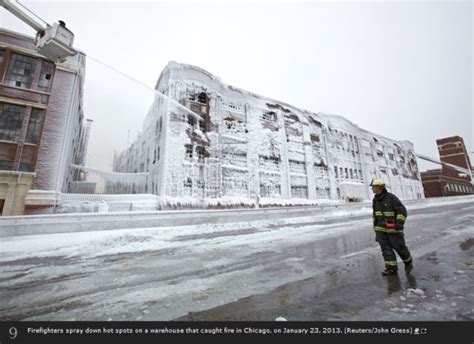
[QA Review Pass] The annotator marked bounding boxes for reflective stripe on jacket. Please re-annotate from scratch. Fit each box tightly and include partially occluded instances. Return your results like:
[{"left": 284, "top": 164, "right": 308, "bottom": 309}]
[{"left": 372, "top": 189, "right": 407, "bottom": 233}]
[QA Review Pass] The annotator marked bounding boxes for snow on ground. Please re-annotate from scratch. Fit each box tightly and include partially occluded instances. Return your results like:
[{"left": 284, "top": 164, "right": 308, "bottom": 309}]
[
  {"left": 1, "top": 196, "right": 473, "bottom": 263},
  {"left": 0, "top": 206, "right": 373, "bottom": 262}
]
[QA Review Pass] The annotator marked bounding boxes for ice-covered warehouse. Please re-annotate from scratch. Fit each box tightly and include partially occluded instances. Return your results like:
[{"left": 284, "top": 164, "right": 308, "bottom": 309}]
[{"left": 111, "top": 61, "right": 424, "bottom": 203}]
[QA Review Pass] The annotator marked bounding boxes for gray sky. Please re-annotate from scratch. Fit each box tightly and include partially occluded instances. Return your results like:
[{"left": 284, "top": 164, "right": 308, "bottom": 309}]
[{"left": 2, "top": 0, "right": 473, "bottom": 171}]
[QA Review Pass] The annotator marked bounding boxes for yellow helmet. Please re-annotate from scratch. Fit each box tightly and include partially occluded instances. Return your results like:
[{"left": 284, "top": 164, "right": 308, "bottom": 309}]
[{"left": 369, "top": 178, "right": 385, "bottom": 186}]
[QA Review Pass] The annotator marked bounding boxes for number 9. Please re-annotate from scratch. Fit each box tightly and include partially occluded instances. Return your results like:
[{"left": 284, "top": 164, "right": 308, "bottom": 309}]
[{"left": 9, "top": 327, "right": 17, "bottom": 339}]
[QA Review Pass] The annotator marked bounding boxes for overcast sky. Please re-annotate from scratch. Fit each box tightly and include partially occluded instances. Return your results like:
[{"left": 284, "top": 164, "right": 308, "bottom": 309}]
[{"left": 2, "top": 0, "right": 473, "bottom": 172}]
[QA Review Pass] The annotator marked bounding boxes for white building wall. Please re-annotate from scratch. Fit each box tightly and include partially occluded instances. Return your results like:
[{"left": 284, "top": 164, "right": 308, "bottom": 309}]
[{"left": 113, "top": 62, "right": 424, "bottom": 202}]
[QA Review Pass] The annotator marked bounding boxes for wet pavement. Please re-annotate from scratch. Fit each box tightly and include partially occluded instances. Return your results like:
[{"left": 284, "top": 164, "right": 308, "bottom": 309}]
[{"left": 0, "top": 201, "right": 473, "bottom": 321}]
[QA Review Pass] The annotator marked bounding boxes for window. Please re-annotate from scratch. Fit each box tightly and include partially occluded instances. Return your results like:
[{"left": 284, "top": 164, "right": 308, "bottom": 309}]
[
  {"left": 334, "top": 166, "right": 338, "bottom": 178},
  {"left": 37, "top": 61, "right": 54, "bottom": 92},
  {"left": 5, "top": 53, "right": 37, "bottom": 89},
  {"left": 0, "top": 49, "right": 4, "bottom": 64},
  {"left": 25, "top": 108, "right": 44, "bottom": 144},
  {"left": 291, "top": 186, "right": 308, "bottom": 198},
  {"left": 197, "top": 92, "right": 207, "bottom": 104},
  {"left": 185, "top": 144, "right": 193, "bottom": 160},
  {"left": 184, "top": 178, "right": 192, "bottom": 188},
  {"left": 196, "top": 146, "right": 206, "bottom": 161},
  {"left": 310, "top": 134, "right": 320, "bottom": 143},
  {"left": 0, "top": 160, "right": 13, "bottom": 171},
  {"left": 187, "top": 114, "right": 196, "bottom": 127},
  {"left": 0, "top": 103, "right": 25, "bottom": 142},
  {"left": 19, "top": 162, "right": 32, "bottom": 172},
  {"left": 261, "top": 111, "right": 276, "bottom": 122},
  {"left": 199, "top": 120, "right": 205, "bottom": 131}
]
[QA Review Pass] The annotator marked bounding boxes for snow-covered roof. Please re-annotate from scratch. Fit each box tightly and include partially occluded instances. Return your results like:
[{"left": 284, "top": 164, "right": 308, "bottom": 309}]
[{"left": 155, "top": 61, "right": 414, "bottom": 148}]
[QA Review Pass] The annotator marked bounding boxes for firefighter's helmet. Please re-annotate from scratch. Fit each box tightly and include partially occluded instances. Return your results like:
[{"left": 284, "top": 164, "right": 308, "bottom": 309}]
[{"left": 369, "top": 178, "right": 385, "bottom": 186}]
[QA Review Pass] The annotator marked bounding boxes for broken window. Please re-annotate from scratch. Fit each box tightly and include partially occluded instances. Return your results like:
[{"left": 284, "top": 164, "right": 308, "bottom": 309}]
[
  {"left": 196, "top": 146, "right": 206, "bottom": 162},
  {"left": 198, "top": 92, "right": 208, "bottom": 104},
  {"left": 310, "top": 134, "right": 320, "bottom": 143},
  {"left": 185, "top": 144, "right": 193, "bottom": 160},
  {"left": 25, "top": 107, "right": 44, "bottom": 144},
  {"left": 199, "top": 120, "right": 205, "bottom": 131},
  {"left": 5, "top": 53, "right": 37, "bottom": 89},
  {"left": 0, "top": 103, "right": 25, "bottom": 142},
  {"left": 37, "top": 61, "right": 54, "bottom": 92},
  {"left": 261, "top": 111, "right": 276, "bottom": 122}
]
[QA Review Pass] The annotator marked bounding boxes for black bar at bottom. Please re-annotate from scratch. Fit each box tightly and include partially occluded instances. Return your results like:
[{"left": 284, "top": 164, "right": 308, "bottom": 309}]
[{"left": 0, "top": 321, "right": 472, "bottom": 344}]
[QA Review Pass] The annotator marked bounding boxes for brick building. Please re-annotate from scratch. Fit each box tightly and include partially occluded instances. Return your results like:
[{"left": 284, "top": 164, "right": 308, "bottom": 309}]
[
  {"left": 421, "top": 136, "right": 473, "bottom": 197},
  {"left": 0, "top": 28, "right": 88, "bottom": 215}
]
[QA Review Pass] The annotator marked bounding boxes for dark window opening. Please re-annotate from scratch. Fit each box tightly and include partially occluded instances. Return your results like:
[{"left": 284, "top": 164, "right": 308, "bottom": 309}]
[
  {"left": 199, "top": 120, "right": 205, "bottom": 131},
  {"left": 187, "top": 115, "right": 196, "bottom": 127},
  {"left": 185, "top": 144, "right": 193, "bottom": 160},
  {"left": 261, "top": 111, "right": 276, "bottom": 121},
  {"left": 37, "top": 61, "right": 54, "bottom": 92},
  {"left": 310, "top": 134, "right": 320, "bottom": 143},
  {"left": 196, "top": 146, "right": 206, "bottom": 161},
  {"left": 198, "top": 92, "right": 208, "bottom": 104}
]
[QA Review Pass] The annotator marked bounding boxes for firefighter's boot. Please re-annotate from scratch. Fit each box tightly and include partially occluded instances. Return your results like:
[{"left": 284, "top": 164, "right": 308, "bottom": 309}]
[{"left": 381, "top": 267, "right": 398, "bottom": 276}]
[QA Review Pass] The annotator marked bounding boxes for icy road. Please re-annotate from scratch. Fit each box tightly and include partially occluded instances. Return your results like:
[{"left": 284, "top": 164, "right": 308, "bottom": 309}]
[{"left": 0, "top": 198, "right": 473, "bottom": 321}]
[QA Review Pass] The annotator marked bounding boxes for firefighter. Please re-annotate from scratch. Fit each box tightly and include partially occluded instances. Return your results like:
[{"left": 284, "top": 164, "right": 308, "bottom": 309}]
[{"left": 371, "top": 178, "right": 413, "bottom": 275}]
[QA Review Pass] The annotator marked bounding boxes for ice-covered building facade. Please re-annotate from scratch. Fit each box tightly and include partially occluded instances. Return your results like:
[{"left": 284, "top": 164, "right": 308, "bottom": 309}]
[{"left": 112, "top": 62, "right": 424, "bottom": 203}]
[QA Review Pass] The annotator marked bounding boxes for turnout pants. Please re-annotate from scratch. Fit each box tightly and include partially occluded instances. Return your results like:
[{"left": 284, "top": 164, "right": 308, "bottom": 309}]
[{"left": 375, "top": 232, "right": 412, "bottom": 270}]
